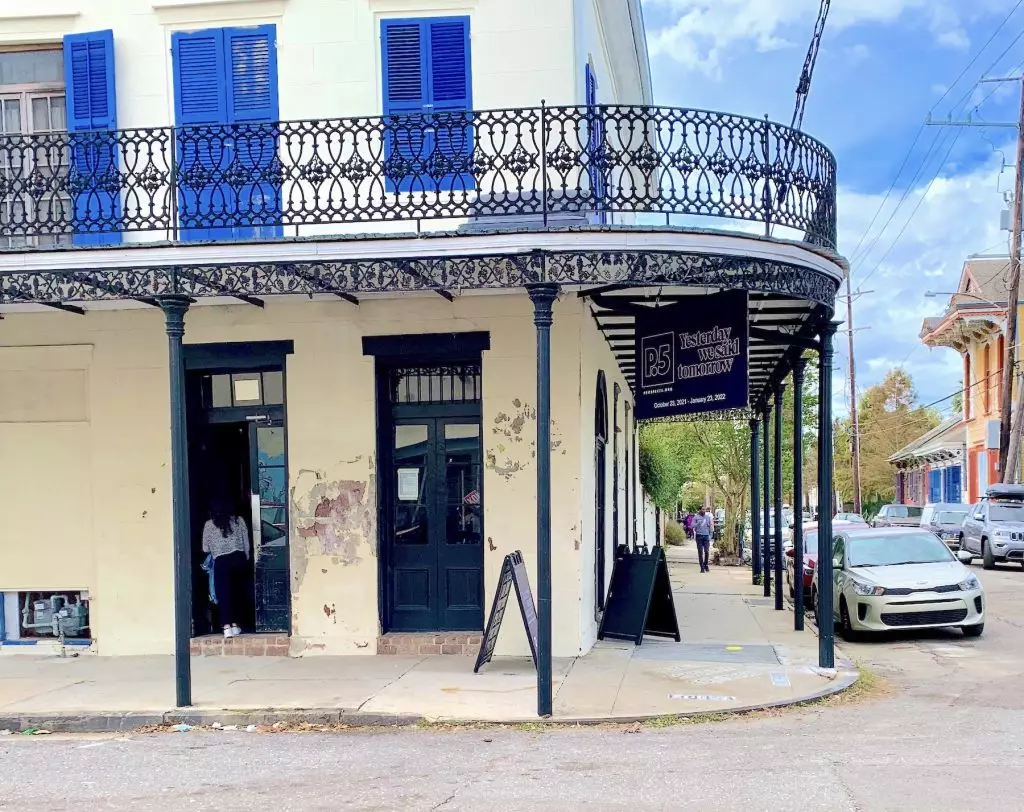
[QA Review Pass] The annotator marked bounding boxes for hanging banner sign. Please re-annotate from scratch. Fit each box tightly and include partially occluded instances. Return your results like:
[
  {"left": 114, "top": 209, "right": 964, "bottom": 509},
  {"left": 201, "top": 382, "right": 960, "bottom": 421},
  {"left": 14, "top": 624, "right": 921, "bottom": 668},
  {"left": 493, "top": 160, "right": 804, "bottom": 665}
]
[{"left": 634, "top": 290, "right": 749, "bottom": 420}]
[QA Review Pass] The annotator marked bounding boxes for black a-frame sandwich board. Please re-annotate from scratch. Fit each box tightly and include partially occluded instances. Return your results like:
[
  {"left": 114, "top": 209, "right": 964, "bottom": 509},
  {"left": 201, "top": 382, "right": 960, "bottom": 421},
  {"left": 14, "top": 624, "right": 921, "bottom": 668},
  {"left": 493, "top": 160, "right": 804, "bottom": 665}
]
[
  {"left": 474, "top": 550, "right": 539, "bottom": 672},
  {"left": 598, "top": 545, "right": 681, "bottom": 645}
]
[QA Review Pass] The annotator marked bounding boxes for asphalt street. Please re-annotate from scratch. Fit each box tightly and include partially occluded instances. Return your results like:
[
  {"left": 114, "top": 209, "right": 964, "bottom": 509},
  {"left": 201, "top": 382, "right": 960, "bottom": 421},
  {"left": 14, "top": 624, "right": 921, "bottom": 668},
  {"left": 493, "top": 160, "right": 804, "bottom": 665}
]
[{"left": 2, "top": 561, "right": 1023, "bottom": 812}]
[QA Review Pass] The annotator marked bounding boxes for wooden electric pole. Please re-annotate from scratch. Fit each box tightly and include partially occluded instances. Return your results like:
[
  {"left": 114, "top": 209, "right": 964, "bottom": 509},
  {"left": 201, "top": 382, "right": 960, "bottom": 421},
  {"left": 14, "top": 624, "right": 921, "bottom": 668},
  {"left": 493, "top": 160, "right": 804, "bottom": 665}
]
[
  {"left": 998, "top": 80, "right": 1024, "bottom": 480},
  {"left": 1000, "top": 79, "right": 1024, "bottom": 482},
  {"left": 844, "top": 275, "right": 863, "bottom": 513}
]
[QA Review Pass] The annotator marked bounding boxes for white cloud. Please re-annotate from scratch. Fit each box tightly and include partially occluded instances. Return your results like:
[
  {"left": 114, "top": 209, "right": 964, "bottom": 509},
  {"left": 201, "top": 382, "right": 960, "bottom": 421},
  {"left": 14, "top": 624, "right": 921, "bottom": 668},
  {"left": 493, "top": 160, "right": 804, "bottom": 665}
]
[
  {"left": 845, "top": 44, "right": 872, "bottom": 65},
  {"left": 832, "top": 147, "right": 1012, "bottom": 412},
  {"left": 643, "top": 0, "right": 967, "bottom": 73}
]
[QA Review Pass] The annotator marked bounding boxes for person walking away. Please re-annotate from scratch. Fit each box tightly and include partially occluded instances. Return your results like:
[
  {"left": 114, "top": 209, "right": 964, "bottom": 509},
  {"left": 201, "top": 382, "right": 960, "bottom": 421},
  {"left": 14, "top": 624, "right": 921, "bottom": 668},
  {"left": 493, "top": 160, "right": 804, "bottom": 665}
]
[
  {"left": 202, "top": 500, "right": 251, "bottom": 638},
  {"left": 684, "top": 511, "right": 695, "bottom": 539},
  {"left": 693, "top": 506, "right": 714, "bottom": 573}
]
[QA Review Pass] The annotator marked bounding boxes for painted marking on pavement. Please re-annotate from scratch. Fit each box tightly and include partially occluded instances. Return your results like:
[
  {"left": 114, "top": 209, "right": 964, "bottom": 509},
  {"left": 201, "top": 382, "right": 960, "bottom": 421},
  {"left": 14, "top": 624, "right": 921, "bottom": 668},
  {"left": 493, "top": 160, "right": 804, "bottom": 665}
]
[
  {"left": 669, "top": 694, "right": 737, "bottom": 702},
  {"left": 770, "top": 671, "right": 791, "bottom": 687}
]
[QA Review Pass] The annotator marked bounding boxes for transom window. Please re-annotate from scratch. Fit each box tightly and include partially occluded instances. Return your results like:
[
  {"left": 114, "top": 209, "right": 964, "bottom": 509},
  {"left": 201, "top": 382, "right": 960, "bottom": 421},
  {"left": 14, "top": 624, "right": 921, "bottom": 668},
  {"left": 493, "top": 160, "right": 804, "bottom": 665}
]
[
  {"left": 201, "top": 371, "right": 284, "bottom": 409},
  {"left": 388, "top": 365, "right": 481, "bottom": 405},
  {"left": 0, "top": 49, "right": 70, "bottom": 249}
]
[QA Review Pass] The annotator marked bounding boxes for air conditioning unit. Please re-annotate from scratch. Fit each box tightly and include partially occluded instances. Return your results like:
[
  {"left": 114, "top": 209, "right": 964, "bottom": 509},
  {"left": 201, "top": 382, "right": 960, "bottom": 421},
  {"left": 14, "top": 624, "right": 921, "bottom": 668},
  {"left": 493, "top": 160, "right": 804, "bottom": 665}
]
[{"left": 986, "top": 419, "right": 1001, "bottom": 449}]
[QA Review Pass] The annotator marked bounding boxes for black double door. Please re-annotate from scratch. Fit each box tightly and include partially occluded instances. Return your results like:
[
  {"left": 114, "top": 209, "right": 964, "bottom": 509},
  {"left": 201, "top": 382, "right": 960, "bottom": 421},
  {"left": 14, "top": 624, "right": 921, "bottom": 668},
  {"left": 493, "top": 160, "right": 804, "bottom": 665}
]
[{"left": 387, "top": 416, "right": 484, "bottom": 632}]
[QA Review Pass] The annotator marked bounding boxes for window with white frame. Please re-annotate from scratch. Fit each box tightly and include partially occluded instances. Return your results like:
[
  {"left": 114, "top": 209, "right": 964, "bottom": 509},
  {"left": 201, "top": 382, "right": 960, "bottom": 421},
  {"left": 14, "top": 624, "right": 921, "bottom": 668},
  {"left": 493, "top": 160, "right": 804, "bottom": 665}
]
[{"left": 0, "top": 48, "right": 71, "bottom": 248}]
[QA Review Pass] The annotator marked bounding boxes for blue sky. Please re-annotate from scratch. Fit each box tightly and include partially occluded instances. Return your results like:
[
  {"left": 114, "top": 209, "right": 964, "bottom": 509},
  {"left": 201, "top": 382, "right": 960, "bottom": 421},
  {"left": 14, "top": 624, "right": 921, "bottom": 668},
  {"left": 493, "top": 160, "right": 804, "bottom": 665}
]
[{"left": 642, "top": 0, "right": 1024, "bottom": 417}]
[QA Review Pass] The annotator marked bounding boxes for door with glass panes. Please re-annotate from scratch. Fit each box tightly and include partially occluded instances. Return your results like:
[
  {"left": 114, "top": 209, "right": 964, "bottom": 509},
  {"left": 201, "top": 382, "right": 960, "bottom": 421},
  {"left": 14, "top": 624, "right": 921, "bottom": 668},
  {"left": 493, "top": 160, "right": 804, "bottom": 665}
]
[
  {"left": 386, "top": 366, "right": 484, "bottom": 632},
  {"left": 250, "top": 419, "right": 289, "bottom": 632}
]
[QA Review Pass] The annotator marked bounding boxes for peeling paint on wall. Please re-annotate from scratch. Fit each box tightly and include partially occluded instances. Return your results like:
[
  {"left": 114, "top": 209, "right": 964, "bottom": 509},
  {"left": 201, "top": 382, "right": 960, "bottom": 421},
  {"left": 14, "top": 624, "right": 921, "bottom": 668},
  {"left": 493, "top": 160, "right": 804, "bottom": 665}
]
[
  {"left": 486, "top": 399, "right": 565, "bottom": 479},
  {"left": 289, "top": 458, "right": 377, "bottom": 639},
  {"left": 293, "top": 471, "right": 375, "bottom": 564}
]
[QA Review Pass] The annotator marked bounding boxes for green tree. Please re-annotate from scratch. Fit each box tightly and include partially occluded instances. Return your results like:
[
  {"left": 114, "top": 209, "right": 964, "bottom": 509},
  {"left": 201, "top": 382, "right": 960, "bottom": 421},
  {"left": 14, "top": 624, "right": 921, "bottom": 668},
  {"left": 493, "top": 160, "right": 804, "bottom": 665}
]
[{"left": 832, "top": 369, "right": 940, "bottom": 506}]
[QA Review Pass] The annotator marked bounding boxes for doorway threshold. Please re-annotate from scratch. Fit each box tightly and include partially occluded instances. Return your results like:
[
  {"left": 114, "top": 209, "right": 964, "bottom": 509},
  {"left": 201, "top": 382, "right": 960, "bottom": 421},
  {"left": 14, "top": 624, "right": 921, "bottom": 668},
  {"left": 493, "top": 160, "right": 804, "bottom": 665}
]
[
  {"left": 377, "top": 632, "right": 483, "bottom": 657},
  {"left": 191, "top": 633, "right": 290, "bottom": 657}
]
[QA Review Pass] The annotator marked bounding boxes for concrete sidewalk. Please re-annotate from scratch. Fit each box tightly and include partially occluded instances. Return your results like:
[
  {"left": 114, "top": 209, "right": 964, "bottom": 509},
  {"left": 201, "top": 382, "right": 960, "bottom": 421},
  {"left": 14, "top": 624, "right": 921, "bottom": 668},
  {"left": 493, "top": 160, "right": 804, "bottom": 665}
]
[{"left": 0, "top": 545, "right": 856, "bottom": 731}]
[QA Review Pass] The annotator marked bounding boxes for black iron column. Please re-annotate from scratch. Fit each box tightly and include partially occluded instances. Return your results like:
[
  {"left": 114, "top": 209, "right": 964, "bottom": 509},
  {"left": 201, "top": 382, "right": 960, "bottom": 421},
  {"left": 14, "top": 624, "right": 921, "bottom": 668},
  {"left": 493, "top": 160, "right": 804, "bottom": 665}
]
[
  {"left": 792, "top": 360, "right": 806, "bottom": 630},
  {"left": 762, "top": 406, "right": 771, "bottom": 598},
  {"left": 160, "top": 295, "right": 192, "bottom": 708},
  {"left": 773, "top": 380, "right": 786, "bottom": 611},
  {"left": 529, "top": 283, "right": 559, "bottom": 717},
  {"left": 749, "top": 417, "right": 762, "bottom": 585},
  {"left": 817, "top": 322, "right": 837, "bottom": 669}
]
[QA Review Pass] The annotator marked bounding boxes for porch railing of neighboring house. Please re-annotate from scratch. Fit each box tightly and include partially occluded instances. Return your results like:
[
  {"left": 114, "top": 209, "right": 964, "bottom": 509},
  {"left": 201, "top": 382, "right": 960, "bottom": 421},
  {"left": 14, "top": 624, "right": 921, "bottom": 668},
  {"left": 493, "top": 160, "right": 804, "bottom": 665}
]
[{"left": 0, "top": 104, "right": 838, "bottom": 251}]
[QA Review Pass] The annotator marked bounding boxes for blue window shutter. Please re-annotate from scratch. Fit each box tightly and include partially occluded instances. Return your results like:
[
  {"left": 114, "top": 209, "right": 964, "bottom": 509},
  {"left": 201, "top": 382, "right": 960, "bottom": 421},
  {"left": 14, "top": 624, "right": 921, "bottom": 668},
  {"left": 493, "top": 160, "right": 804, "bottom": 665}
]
[
  {"left": 225, "top": 25, "right": 281, "bottom": 239},
  {"left": 584, "top": 62, "right": 605, "bottom": 220},
  {"left": 172, "top": 30, "right": 229, "bottom": 242},
  {"left": 382, "top": 20, "right": 428, "bottom": 115},
  {"left": 225, "top": 25, "right": 279, "bottom": 122},
  {"left": 427, "top": 18, "right": 471, "bottom": 112},
  {"left": 585, "top": 63, "right": 597, "bottom": 107},
  {"left": 426, "top": 17, "right": 473, "bottom": 193},
  {"left": 63, "top": 29, "right": 121, "bottom": 245},
  {"left": 172, "top": 30, "right": 228, "bottom": 125},
  {"left": 382, "top": 20, "right": 430, "bottom": 193}
]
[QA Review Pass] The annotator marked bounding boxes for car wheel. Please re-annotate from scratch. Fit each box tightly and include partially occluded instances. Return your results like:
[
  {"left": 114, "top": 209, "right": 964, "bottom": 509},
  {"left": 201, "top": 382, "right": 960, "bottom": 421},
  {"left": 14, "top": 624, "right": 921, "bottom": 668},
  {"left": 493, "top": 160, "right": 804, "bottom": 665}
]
[
  {"left": 959, "top": 536, "right": 971, "bottom": 563},
  {"left": 962, "top": 623, "right": 984, "bottom": 638},
  {"left": 839, "top": 598, "right": 858, "bottom": 641},
  {"left": 983, "top": 539, "right": 996, "bottom": 570}
]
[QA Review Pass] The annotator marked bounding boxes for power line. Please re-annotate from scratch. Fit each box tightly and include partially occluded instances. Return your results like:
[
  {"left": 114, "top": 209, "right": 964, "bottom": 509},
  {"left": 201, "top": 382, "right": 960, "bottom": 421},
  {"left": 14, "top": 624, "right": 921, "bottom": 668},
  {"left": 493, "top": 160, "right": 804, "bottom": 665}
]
[
  {"left": 848, "top": 5, "right": 1024, "bottom": 264},
  {"left": 857, "top": 127, "right": 965, "bottom": 287},
  {"left": 929, "top": 0, "right": 1024, "bottom": 115}
]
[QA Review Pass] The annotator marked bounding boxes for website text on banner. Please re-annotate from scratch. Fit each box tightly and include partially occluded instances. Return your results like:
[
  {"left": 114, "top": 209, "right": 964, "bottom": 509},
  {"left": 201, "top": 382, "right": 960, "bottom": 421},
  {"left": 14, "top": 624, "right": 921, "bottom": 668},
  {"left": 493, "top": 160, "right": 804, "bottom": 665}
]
[{"left": 634, "top": 290, "right": 749, "bottom": 420}]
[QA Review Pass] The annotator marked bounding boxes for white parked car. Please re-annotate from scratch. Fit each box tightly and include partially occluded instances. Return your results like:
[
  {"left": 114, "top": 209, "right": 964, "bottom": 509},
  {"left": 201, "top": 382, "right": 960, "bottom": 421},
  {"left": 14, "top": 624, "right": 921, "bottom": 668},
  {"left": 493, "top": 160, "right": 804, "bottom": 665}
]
[{"left": 813, "top": 526, "right": 985, "bottom": 639}]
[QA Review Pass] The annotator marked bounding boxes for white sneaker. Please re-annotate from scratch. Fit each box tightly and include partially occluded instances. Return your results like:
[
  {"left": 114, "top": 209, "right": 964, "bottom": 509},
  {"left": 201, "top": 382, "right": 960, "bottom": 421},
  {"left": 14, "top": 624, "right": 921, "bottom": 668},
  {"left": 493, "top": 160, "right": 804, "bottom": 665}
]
[
  {"left": 223, "top": 626, "right": 233, "bottom": 639},
  {"left": 231, "top": 625, "right": 242, "bottom": 637}
]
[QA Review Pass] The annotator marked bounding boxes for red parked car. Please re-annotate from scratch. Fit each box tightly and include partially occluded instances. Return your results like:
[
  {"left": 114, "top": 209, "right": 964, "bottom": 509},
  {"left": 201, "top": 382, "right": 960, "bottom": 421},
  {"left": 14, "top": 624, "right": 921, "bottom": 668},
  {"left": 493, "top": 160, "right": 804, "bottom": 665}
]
[
  {"left": 785, "top": 520, "right": 863, "bottom": 610},
  {"left": 785, "top": 525, "right": 819, "bottom": 606}
]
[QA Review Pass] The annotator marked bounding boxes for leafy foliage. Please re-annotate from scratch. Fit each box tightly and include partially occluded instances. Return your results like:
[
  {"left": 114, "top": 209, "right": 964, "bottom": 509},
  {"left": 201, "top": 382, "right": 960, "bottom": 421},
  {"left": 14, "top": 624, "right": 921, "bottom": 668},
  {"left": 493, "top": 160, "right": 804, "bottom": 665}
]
[
  {"left": 832, "top": 369, "right": 941, "bottom": 505},
  {"left": 664, "top": 521, "right": 686, "bottom": 546}
]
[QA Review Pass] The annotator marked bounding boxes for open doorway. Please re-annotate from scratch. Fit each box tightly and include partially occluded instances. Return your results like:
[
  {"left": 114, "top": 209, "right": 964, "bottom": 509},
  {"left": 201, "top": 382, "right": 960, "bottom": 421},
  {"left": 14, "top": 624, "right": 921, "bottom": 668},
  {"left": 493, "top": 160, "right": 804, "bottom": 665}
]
[{"left": 187, "top": 368, "right": 290, "bottom": 637}]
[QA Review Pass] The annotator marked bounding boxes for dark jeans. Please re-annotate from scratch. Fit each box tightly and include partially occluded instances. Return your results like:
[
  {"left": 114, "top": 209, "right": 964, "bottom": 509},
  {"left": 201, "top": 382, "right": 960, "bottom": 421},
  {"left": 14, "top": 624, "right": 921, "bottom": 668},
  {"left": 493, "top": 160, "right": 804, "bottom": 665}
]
[
  {"left": 696, "top": 535, "right": 711, "bottom": 571},
  {"left": 213, "top": 550, "right": 248, "bottom": 628}
]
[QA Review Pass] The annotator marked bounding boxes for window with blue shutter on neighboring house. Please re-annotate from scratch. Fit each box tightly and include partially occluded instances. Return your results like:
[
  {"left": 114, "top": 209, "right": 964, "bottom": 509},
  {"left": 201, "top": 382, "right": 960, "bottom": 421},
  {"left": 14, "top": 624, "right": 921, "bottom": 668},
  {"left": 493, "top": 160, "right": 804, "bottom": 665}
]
[
  {"left": 381, "top": 17, "right": 473, "bottom": 194},
  {"left": 172, "top": 24, "right": 280, "bottom": 242},
  {"left": 585, "top": 62, "right": 606, "bottom": 220},
  {"left": 63, "top": 29, "right": 122, "bottom": 245}
]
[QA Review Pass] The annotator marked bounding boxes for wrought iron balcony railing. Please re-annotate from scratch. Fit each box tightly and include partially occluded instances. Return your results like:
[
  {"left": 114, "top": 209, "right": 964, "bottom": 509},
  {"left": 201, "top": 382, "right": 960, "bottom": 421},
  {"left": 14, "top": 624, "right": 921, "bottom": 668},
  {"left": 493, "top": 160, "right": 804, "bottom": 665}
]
[{"left": 0, "top": 104, "right": 837, "bottom": 251}]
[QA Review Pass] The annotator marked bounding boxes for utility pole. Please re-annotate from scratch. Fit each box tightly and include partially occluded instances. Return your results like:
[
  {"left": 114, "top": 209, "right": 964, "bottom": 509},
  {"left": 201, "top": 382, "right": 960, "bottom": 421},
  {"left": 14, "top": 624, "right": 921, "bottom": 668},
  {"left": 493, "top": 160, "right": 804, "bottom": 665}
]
[
  {"left": 1006, "top": 370, "right": 1024, "bottom": 482},
  {"left": 1001, "top": 79, "right": 1024, "bottom": 481},
  {"left": 844, "top": 275, "right": 863, "bottom": 513},
  {"left": 926, "top": 76, "right": 1024, "bottom": 483}
]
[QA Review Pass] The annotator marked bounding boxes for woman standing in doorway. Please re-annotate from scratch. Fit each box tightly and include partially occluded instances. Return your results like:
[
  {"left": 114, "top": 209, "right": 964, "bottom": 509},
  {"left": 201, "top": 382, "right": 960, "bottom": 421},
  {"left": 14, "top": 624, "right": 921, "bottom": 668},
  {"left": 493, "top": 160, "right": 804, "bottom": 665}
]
[{"left": 202, "top": 500, "right": 250, "bottom": 638}]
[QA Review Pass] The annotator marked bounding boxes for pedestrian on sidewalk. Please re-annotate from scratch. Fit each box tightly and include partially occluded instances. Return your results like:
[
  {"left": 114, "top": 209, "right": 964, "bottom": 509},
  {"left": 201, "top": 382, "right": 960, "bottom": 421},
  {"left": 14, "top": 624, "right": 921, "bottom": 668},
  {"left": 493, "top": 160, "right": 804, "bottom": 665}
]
[
  {"left": 684, "top": 510, "right": 695, "bottom": 539},
  {"left": 202, "top": 499, "right": 251, "bottom": 638},
  {"left": 693, "top": 506, "right": 713, "bottom": 573}
]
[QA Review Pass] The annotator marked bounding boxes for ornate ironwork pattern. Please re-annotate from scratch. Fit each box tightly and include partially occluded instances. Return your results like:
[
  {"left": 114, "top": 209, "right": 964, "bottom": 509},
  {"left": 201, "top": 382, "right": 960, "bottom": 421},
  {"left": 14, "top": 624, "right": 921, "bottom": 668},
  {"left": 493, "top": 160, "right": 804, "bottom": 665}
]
[
  {"left": 0, "top": 249, "right": 839, "bottom": 308},
  {"left": 0, "top": 106, "right": 837, "bottom": 248}
]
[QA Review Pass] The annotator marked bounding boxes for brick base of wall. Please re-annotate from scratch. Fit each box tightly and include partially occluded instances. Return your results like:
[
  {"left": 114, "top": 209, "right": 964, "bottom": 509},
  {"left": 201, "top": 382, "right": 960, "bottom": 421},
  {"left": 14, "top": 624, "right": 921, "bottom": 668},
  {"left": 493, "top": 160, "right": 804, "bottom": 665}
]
[
  {"left": 377, "top": 632, "right": 483, "bottom": 657},
  {"left": 190, "top": 634, "right": 290, "bottom": 657}
]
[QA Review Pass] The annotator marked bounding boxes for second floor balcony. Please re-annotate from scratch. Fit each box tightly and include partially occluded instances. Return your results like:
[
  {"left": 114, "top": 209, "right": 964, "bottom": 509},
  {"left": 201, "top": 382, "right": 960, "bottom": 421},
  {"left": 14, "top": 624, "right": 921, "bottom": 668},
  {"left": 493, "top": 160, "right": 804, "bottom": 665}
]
[{"left": 0, "top": 104, "right": 837, "bottom": 253}]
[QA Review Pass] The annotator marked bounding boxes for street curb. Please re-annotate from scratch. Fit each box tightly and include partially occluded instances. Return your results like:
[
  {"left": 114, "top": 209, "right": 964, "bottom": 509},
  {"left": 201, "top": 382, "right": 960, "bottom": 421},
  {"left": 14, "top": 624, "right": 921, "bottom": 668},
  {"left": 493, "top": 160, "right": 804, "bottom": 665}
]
[{"left": 0, "top": 668, "right": 859, "bottom": 732}]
